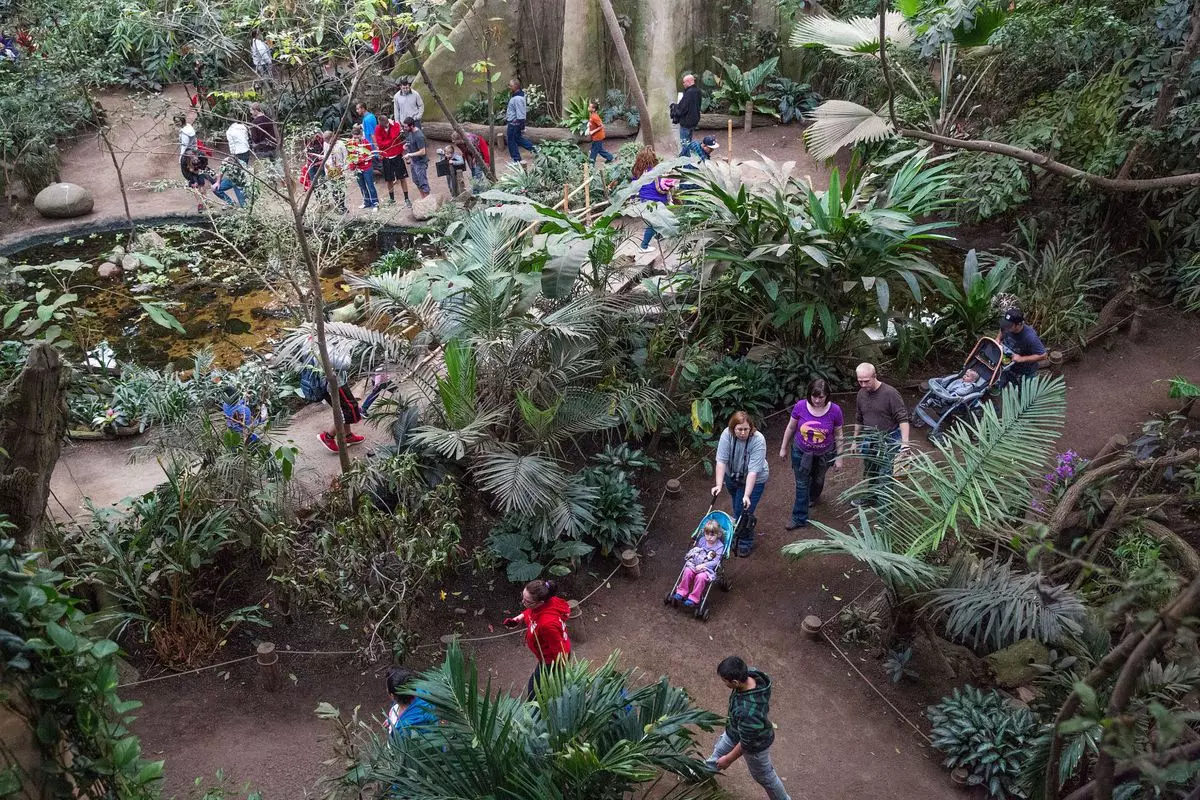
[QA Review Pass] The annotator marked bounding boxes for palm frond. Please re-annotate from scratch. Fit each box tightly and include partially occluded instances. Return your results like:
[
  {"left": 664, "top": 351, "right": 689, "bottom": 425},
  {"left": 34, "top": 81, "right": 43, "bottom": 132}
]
[
  {"left": 471, "top": 449, "right": 572, "bottom": 516},
  {"left": 782, "top": 514, "right": 943, "bottom": 594},
  {"left": 789, "top": 11, "right": 914, "bottom": 56},
  {"left": 922, "top": 558, "right": 1085, "bottom": 651},
  {"left": 803, "top": 101, "right": 895, "bottom": 160},
  {"left": 408, "top": 406, "right": 511, "bottom": 461},
  {"left": 883, "top": 375, "right": 1067, "bottom": 556},
  {"left": 275, "top": 323, "right": 410, "bottom": 373}
]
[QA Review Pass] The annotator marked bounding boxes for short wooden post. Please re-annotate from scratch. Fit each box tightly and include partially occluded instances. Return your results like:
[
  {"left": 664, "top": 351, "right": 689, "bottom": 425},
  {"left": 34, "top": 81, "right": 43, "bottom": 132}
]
[
  {"left": 665, "top": 478, "right": 681, "bottom": 495},
  {"left": 567, "top": 599, "right": 586, "bottom": 642},
  {"left": 257, "top": 642, "right": 280, "bottom": 692},
  {"left": 563, "top": 183, "right": 570, "bottom": 214},
  {"left": 727, "top": 119, "right": 733, "bottom": 163},
  {"left": 620, "top": 549, "right": 641, "bottom": 580},
  {"left": 583, "top": 163, "right": 591, "bottom": 223}
]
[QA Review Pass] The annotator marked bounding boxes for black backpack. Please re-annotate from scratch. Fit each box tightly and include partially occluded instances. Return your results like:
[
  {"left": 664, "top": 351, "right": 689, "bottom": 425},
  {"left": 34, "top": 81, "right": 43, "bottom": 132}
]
[{"left": 669, "top": 102, "right": 681, "bottom": 124}]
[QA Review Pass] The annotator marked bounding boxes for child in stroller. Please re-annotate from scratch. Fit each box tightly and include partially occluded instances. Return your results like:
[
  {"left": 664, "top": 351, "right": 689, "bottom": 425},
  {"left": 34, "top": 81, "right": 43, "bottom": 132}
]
[
  {"left": 912, "top": 337, "right": 1005, "bottom": 440},
  {"left": 671, "top": 520, "right": 725, "bottom": 607},
  {"left": 928, "top": 367, "right": 984, "bottom": 401}
]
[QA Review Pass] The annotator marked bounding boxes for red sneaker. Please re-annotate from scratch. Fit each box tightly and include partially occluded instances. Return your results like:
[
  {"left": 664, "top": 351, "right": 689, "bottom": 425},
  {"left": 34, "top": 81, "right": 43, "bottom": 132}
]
[
  {"left": 318, "top": 431, "right": 339, "bottom": 453},
  {"left": 345, "top": 433, "right": 366, "bottom": 446}
]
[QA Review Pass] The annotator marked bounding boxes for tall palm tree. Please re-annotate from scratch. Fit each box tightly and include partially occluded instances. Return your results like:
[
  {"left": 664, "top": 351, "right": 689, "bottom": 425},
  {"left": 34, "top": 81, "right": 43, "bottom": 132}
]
[{"left": 350, "top": 646, "right": 721, "bottom": 799}]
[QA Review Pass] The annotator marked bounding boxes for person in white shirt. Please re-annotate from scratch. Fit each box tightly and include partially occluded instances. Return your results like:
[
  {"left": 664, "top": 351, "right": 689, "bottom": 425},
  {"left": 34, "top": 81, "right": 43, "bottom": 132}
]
[
  {"left": 322, "top": 130, "right": 349, "bottom": 215},
  {"left": 226, "top": 118, "right": 251, "bottom": 164},
  {"left": 392, "top": 77, "right": 424, "bottom": 128},
  {"left": 175, "top": 112, "right": 197, "bottom": 157},
  {"left": 250, "top": 30, "right": 272, "bottom": 82}
]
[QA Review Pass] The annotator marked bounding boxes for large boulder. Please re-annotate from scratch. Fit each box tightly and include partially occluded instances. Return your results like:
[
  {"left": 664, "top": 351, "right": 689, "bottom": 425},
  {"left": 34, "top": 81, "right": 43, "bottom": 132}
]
[
  {"left": 33, "top": 183, "right": 94, "bottom": 219},
  {"left": 986, "top": 639, "right": 1050, "bottom": 688},
  {"left": 410, "top": 194, "right": 445, "bottom": 221}
]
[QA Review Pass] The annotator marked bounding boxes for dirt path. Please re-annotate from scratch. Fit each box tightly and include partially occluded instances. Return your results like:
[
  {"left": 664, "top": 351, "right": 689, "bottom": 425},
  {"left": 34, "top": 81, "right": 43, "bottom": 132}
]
[
  {"left": 120, "top": 318, "right": 1200, "bottom": 799},
  {"left": 2, "top": 90, "right": 820, "bottom": 250}
]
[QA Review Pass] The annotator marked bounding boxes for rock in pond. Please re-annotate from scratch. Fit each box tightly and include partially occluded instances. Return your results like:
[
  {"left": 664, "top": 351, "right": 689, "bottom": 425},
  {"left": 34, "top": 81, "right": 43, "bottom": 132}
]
[
  {"left": 98, "top": 262, "right": 122, "bottom": 279},
  {"left": 33, "top": 183, "right": 94, "bottom": 219}
]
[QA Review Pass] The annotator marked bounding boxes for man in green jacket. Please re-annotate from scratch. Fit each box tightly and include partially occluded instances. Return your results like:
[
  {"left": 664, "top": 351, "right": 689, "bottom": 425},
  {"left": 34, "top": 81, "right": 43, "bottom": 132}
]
[{"left": 707, "top": 655, "right": 791, "bottom": 800}]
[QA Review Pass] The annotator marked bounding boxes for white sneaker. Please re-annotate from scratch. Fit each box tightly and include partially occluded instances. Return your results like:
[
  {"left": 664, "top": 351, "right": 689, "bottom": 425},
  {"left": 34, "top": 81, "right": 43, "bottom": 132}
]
[
  {"left": 359, "top": 203, "right": 368, "bottom": 209},
  {"left": 639, "top": 245, "right": 652, "bottom": 253},
  {"left": 370, "top": 205, "right": 379, "bottom": 212}
]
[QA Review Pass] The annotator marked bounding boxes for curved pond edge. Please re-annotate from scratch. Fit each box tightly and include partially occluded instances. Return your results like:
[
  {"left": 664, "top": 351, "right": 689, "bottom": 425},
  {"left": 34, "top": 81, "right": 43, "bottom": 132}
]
[{"left": 0, "top": 213, "right": 431, "bottom": 258}]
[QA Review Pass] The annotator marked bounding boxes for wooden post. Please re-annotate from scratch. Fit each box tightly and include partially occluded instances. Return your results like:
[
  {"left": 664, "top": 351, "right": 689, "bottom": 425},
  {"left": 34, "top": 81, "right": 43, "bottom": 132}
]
[
  {"left": 727, "top": 119, "right": 733, "bottom": 163},
  {"left": 568, "top": 599, "right": 586, "bottom": 642},
  {"left": 257, "top": 642, "right": 280, "bottom": 692},
  {"left": 620, "top": 549, "right": 641, "bottom": 580},
  {"left": 563, "top": 183, "right": 570, "bottom": 214},
  {"left": 583, "top": 163, "right": 591, "bottom": 224}
]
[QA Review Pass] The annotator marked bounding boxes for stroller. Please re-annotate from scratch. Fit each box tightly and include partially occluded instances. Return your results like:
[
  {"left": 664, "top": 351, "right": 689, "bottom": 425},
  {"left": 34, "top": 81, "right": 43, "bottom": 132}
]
[
  {"left": 912, "top": 336, "right": 1006, "bottom": 440},
  {"left": 662, "top": 507, "right": 735, "bottom": 622}
]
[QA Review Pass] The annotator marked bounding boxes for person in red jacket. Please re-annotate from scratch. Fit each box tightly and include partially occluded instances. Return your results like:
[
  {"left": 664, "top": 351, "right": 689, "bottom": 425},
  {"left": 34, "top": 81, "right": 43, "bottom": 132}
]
[
  {"left": 503, "top": 579, "right": 572, "bottom": 699},
  {"left": 373, "top": 111, "right": 411, "bottom": 207}
]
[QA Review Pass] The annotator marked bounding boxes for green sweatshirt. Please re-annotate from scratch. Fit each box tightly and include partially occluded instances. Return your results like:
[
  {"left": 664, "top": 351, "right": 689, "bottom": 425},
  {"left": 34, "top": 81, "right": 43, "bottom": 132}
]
[{"left": 726, "top": 668, "right": 776, "bottom": 754}]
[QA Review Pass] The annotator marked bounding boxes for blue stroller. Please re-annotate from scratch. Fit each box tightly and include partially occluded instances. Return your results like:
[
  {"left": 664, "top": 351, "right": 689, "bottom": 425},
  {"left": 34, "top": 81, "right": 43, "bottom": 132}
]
[
  {"left": 912, "top": 337, "right": 1006, "bottom": 440},
  {"left": 662, "top": 508, "right": 735, "bottom": 622}
]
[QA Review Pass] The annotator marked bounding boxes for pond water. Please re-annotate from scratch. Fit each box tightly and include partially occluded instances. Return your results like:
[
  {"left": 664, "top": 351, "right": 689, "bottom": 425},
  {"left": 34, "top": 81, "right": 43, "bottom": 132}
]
[{"left": 3, "top": 225, "right": 401, "bottom": 370}]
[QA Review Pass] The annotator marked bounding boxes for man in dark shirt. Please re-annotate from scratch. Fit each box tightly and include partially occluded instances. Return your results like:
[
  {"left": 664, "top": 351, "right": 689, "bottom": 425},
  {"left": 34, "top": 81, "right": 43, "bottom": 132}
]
[
  {"left": 707, "top": 655, "right": 791, "bottom": 800},
  {"left": 1000, "top": 307, "right": 1046, "bottom": 386},
  {"left": 674, "top": 74, "right": 702, "bottom": 145},
  {"left": 854, "top": 362, "right": 910, "bottom": 505},
  {"left": 248, "top": 102, "right": 277, "bottom": 159}
]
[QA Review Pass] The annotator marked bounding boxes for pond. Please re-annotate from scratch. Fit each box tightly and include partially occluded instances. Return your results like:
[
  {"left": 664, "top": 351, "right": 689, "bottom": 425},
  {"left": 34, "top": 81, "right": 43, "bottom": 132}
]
[{"left": 0, "top": 223, "right": 422, "bottom": 370}]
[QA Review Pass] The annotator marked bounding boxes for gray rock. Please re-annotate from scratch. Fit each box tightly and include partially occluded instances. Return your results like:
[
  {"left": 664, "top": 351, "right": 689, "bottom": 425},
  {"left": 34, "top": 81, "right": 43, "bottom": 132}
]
[
  {"left": 33, "top": 183, "right": 94, "bottom": 219},
  {"left": 410, "top": 194, "right": 445, "bottom": 221},
  {"left": 98, "top": 262, "right": 122, "bottom": 279},
  {"left": 134, "top": 230, "right": 166, "bottom": 251},
  {"left": 121, "top": 254, "right": 140, "bottom": 272}
]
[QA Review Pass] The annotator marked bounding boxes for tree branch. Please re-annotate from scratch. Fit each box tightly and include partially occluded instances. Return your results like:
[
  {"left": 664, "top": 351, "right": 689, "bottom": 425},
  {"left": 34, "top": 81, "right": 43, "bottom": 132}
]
[
  {"left": 1061, "top": 740, "right": 1200, "bottom": 800},
  {"left": 897, "top": 128, "right": 1200, "bottom": 192},
  {"left": 879, "top": 0, "right": 897, "bottom": 129}
]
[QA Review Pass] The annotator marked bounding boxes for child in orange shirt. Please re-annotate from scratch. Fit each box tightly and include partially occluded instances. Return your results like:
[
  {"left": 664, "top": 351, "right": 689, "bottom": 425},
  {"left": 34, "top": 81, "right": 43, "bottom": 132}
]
[{"left": 585, "top": 100, "right": 615, "bottom": 164}]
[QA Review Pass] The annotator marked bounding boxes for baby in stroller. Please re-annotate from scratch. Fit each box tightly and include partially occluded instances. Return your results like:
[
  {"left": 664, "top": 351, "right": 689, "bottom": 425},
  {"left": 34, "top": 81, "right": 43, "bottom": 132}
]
[
  {"left": 671, "top": 520, "right": 726, "bottom": 607},
  {"left": 929, "top": 368, "right": 983, "bottom": 401}
]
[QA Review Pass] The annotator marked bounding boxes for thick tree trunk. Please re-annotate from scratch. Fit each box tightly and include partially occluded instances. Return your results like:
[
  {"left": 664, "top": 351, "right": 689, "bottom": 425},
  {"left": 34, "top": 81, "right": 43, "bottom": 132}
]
[
  {"left": 0, "top": 344, "right": 67, "bottom": 553},
  {"left": 597, "top": 0, "right": 653, "bottom": 144}
]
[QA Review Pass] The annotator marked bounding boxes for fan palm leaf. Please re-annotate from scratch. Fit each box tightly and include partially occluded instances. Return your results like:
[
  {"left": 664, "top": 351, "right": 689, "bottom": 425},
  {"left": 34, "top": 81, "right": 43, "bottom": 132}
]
[
  {"left": 275, "top": 322, "right": 411, "bottom": 372},
  {"left": 803, "top": 100, "right": 895, "bottom": 160},
  {"left": 408, "top": 406, "right": 512, "bottom": 462},
  {"left": 471, "top": 448, "right": 573, "bottom": 517},
  {"left": 782, "top": 513, "right": 943, "bottom": 594},
  {"left": 922, "top": 558, "right": 1086, "bottom": 651},
  {"left": 789, "top": 11, "right": 914, "bottom": 56}
]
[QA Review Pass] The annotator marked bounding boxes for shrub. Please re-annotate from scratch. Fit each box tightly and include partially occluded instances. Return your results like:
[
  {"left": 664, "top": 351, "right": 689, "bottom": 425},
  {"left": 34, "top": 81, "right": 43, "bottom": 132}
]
[
  {"left": 763, "top": 348, "right": 846, "bottom": 406},
  {"left": 591, "top": 443, "right": 660, "bottom": 477},
  {"left": 601, "top": 88, "right": 639, "bottom": 128},
  {"left": 369, "top": 247, "right": 423, "bottom": 276},
  {"left": 580, "top": 465, "right": 646, "bottom": 556},
  {"left": 928, "top": 686, "right": 1036, "bottom": 799},
  {"left": 487, "top": 516, "right": 594, "bottom": 582}
]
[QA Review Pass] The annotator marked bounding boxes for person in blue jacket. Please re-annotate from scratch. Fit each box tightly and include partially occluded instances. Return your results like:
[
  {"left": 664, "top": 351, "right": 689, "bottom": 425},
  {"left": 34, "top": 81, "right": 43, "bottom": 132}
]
[{"left": 385, "top": 666, "right": 436, "bottom": 740}]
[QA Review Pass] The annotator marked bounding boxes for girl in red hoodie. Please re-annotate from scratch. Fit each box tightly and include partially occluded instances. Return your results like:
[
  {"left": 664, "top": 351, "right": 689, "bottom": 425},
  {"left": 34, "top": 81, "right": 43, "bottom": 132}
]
[{"left": 504, "top": 579, "right": 572, "bottom": 699}]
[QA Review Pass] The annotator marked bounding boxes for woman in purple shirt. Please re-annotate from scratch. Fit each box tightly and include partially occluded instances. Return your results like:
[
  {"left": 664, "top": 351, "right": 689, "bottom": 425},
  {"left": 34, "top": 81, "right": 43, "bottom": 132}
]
[{"left": 778, "top": 378, "right": 845, "bottom": 530}]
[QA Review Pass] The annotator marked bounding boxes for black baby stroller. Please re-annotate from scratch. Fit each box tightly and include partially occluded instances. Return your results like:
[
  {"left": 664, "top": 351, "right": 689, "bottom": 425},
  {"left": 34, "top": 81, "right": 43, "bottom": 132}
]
[
  {"left": 662, "top": 508, "right": 735, "bottom": 621},
  {"left": 912, "top": 336, "right": 1006, "bottom": 440}
]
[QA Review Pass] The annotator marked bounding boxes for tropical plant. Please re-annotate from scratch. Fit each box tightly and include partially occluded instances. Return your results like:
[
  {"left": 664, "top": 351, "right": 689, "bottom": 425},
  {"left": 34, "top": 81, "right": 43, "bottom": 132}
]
[
  {"left": 579, "top": 465, "right": 647, "bottom": 556},
  {"left": 764, "top": 347, "right": 847, "bottom": 404},
  {"left": 678, "top": 150, "right": 955, "bottom": 345},
  {"left": 339, "top": 646, "right": 722, "bottom": 799},
  {"left": 923, "top": 558, "right": 1086, "bottom": 652},
  {"left": 590, "top": 443, "right": 661, "bottom": 476},
  {"left": 767, "top": 76, "right": 820, "bottom": 124},
  {"left": 600, "top": 88, "right": 640, "bottom": 128},
  {"left": 884, "top": 646, "right": 918, "bottom": 683},
  {"left": 928, "top": 685, "right": 1036, "bottom": 799},
  {"left": 486, "top": 520, "right": 595, "bottom": 582},
  {"left": 369, "top": 247, "right": 424, "bottom": 276},
  {"left": 708, "top": 56, "right": 781, "bottom": 131},
  {"left": 558, "top": 94, "right": 591, "bottom": 134},
  {"left": 931, "top": 249, "right": 1014, "bottom": 343},
  {"left": 1003, "top": 224, "right": 1115, "bottom": 346}
]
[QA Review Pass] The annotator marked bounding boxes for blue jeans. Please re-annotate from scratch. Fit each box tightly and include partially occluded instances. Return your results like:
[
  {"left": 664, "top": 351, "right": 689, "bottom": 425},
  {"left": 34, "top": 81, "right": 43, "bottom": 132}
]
[
  {"left": 409, "top": 156, "right": 430, "bottom": 194},
  {"left": 213, "top": 177, "right": 244, "bottom": 206},
  {"left": 723, "top": 475, "right": 765, "bottom": 523},
  {"left": 356, "top": 166, "right": 378, "bottom": 207},
  {"left": 707, "top": 731, "right": 790, "bottom": 800},
  {"left": 506, "top": 122, "right": 536, "bottom": 162},
  {"left": 640, "top": 226, "right": 656, "bottom": 249},
  {"left": 589, "top": 140, "right": 614, "bottom": 162},
  {"left": 790, "top": 445, "right": 832, "bottom": 527},
  {"left": 861, "top": 429, "right": 902, "bottom": 503},
  {"left": 680, "top": 126, "right": 694, "bottom": 143}
]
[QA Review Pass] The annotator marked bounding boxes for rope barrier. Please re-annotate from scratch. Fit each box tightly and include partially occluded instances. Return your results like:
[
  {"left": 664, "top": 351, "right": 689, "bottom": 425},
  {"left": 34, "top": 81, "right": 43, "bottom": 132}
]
[
  {"left": 821, "top": 630, "right": 932, "bottom": 745},
  {"left": 118, "top": 648, "right": 362, "bottom": 688}
]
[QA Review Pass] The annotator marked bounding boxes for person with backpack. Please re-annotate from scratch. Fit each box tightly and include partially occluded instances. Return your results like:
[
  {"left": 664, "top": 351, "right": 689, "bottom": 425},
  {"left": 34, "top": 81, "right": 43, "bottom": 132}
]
[
  {"left": 503, "top": 579, "right": 571, "bottom": 700},
  {"left": 384, "top": 666, "right": 436, "bottom": 741},
  {"left": 707, "top": 655, "right": 791, "bottom": 800},
  {"left": 671, "top": 74, "right": 702, "bottom": 146},
  {"left": 451, "top": 130, "right": 490, "bottom": 179}
]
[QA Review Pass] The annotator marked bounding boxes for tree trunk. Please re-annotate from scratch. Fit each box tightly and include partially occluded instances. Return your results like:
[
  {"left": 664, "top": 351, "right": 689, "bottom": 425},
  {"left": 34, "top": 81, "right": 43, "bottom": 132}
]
[
  {"left": 407, "top": 45, "right": 496, "bottom": 181},
  {"left": 743, "top": 102, "right": 753, "bottom": 133},
  {"left": 0, "top": 344, "right": 67, "bottom": 553},
  {"left": 597, "top": 0, "right": 653, "bottom": 144}
]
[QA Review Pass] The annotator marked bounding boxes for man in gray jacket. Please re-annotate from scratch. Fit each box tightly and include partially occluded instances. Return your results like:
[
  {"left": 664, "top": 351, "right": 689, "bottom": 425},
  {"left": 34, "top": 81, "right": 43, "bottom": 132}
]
[
  {"left": 505, "top": 79, "right": 537, "bottom": 164},
  {"left": 392, "top": 77, "right": 424, "bottom": 128}
]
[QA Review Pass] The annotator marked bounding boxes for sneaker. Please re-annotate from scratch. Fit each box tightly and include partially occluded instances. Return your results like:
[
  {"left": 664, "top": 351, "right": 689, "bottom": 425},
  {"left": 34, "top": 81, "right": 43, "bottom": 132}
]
[
  {"left": 639, "top": 245, "right": 652, "bottom": 253},
  {"left": 405, "top": 199, "right": 413, "bottom": 209},
  {"left": 683, "top": 599, "right": 696, "bottom": 608},
  {"left": 369, "top": 205, "right": 379, "bottom": 212},
  {"left": 318, "top": 431, "right": 338, "bottom": 453},
  {"left": 345, "top": 433, "right": 366, "bottom": 446},
  {"left": 388, "top": 196, "right": 396, "bottom": 205},
  {"left": 784, "top": 521, "right": 806, "bottom": 531},
  {"left": 359, "top": 202, "right": 368, "bottom": 209}
]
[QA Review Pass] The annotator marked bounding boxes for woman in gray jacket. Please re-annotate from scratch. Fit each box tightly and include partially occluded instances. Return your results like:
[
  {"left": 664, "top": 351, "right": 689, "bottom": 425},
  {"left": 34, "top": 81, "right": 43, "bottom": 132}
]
[{"left": 711, "top": 410, "right": 769, "bottom": 523}]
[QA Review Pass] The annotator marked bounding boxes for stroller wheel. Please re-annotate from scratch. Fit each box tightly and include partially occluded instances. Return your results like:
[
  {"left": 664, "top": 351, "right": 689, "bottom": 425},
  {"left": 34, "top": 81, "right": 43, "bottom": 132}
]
[
  {"left": 720, "top": 577, "right": 732, "bottom": 592},
  {"left": 663, "top": 595, "right": 673, "bottom": 606},
  {"left": 696, "top": 607, "right": 711, "bottom": 622}
]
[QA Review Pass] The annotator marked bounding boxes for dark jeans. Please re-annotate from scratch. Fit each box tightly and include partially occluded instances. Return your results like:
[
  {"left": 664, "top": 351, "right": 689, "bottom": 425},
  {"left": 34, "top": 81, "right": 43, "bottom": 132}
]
[
  {"left": 680, "top": 126, "right": 694, "bottom": 143},
  {"left": 589, "top": 140, "right": 614, "bottom": 162},
  {"left": 356, "top": 166, "right": 378, "bottom": 207},
  {"left": 526, "top": 663, "right": 543, "bottom": 700},
  {"left": 861, "top": 429, "right": 902, "bottom": 502},
  {"left": 723, "top": 475, "right": 765, "bottom": 523},
  {"left": 409, "top": 156, "right": 430, "bottom": 194},
  {"left": 790, "top": 445, "right": 832, "bottom": 526},
  {"left": 640, "top": 226, "right": 656, "bottom": 249},
  {"left": 506, "top": 122, "right": 536, "bottom": 162}
]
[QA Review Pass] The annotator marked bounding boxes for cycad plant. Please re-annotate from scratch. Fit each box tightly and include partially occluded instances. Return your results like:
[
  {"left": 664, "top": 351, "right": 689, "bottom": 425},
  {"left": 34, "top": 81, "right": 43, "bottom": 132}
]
[{"left": 348, "top": 646, "right": 722, "bottom": 800}]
